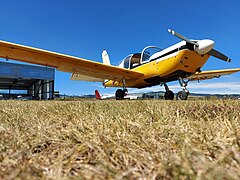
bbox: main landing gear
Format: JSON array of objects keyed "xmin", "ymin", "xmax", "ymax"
[
  {"xmin": 115, "ymin": 79, "xmax": 127, "ymax": 100},
  {"xmin": 163, "ymin": 78, "xmax": 190, "ymax": 100},
  {"xmin": 163, "ymin": 83, "xmax": 174, "ymax": 100},
  {"xmin": 115, "ymin": 79, "xmax": 190, "ymax": 101},
  {"xmin": 115, "ymin": 89, "xmax": 128, "ymax": 100}
]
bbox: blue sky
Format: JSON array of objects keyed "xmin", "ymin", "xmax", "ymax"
[{"xmin": 0, "ymin": 0, "xmax": 240, "ymax": 95}]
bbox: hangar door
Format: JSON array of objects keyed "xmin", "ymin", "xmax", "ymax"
[{"xmin": 0, "ymin": 61, "xmax": 55, "ymax": 100}]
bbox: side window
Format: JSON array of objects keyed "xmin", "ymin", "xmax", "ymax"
[
  {"xmin": 123, "ymin": 56, "xmax": 131, "ymax": 69},
  {"xmin": 130, "ymin": 53, "xmax": 141, "ymax": 69}
]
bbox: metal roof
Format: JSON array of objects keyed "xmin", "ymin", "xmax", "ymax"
[{"xmin": 0, "ymin": 61, "xmax": 55, "ymax": 90}]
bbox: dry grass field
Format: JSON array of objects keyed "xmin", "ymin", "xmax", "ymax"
[{"xmin": 0, "ymin": 99, "xmax": 239, "ymax": 179}]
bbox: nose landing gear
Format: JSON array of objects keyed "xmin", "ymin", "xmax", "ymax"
[{"xmin": 176, "ymin": 78, "xmax": 189, "ymax": 100}]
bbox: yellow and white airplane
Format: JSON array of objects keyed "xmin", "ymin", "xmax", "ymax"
[{"xmin": 0, "ymin": 29, "xmax": 239, "ymax": 100}]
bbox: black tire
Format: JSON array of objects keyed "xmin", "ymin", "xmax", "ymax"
[
  {"xmin": 115, "ymin": 89, "xmax": 124, "ymax": 100},
  {"xmin": 176, "ymin": 91, "xmax": 188, "ymax": 100},
  {"xmin": 164, "ymin": 90, "xmax": 174, "ymax": 100}
]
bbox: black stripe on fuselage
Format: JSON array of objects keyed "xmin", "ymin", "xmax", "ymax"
[{"xmin": 149, "ymin": 45, "xmax": 187, "ymax": 62}]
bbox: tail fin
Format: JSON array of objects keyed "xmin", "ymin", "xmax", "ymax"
[
  {"xmin": 102, "ymin": 49, "xmax": 111, "ymax": 65},
  {"xmin": 95, "ymin": 90, "xmax": 102, "ymax": 100}
]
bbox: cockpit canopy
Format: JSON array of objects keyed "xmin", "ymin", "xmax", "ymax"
[{"xmin": 118, "ymin": 46, "xmax": 162, "ymax": 69}]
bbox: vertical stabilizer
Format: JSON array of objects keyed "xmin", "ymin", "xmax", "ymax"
[
  {"xmin": 102, "ymin": 49, "xmax": 111, "ymax": 65},
  {"xmin": 95, "ymin": 90, "xmax": 102, "ymax": 100}
]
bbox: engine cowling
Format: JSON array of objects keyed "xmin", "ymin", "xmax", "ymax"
[{"xmin": 194, "ymin": 39, "xmax": 214, "ymax": 55}]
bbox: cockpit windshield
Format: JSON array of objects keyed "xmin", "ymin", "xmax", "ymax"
[{"xmin": 141, "ymin": 46, "xmax": 162, "ymax": 63}]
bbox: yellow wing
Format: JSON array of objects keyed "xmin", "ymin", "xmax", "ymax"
[
  {"xmin": 187, "ymin": 68, "xmax": 240, "ymax": 81},
  {"xmin": 0, "ymin": 40, "xmax": 143, "ymax": 81}
]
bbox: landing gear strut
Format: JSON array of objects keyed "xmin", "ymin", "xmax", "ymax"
[
  {"xmin": 163, "ymin": 83, "xmax": 174, "ymax": 100},
  {"xmin": 115, "ymin": 79, "xmax": 128, "ymax": 100},
  {"xmin": 176, "ymin": 78, "xmax": 189, "ymax": 100}
]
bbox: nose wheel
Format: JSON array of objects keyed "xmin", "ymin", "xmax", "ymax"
[
  {"xmin": 176, "ymin": 78, "xmax": 189, "ymax": 100},
  {"xmin": 176, "ymin": 91, "xmax": 188, "ymax": 100}
]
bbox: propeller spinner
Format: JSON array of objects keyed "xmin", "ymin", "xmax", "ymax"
[{"xmin": 168, "ymin": 29, "xmax": 231, "ymax": 62}]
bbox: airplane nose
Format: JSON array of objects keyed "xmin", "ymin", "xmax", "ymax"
[{"xmin": 195, "ymin": 39, "xmax": 214, "ymax": 55}]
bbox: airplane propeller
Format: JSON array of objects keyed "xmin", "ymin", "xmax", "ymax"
[
  {"xmin": 207, "ymin": 49, "xmax": 231, "ymax": 62},
  {"xmin": 168, "ymin": 29, "xmax": 231, "ymax": 62}
]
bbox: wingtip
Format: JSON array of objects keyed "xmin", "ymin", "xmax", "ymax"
[{"xmin": 168, "ymin": 29, "xmax": 174, "ymax": 34}]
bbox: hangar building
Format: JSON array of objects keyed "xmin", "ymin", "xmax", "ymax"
[{"xmin": 0, "ymin": 61, "xmax": 55, "ymax": 100}]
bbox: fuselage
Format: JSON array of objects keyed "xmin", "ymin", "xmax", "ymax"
[{"xmin": 104, "ymin": 41, "xmax": 210, "ymax": 88}]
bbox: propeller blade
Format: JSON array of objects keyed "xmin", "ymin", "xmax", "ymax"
[
  {"xmin": 208, "ymin": 49, "xmax": 231, "ymax": 62},
  {"xmin": 168, "ymin": 29, "xmax": 198, "ymax": 47}
]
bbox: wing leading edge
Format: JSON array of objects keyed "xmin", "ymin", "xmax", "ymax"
[
  {"xmin": 0, "ymin": 40, "xmax": 143, "ymax": 81},
  {"xmin": 187, "ymin": 68, "xmax": 240, "ymax": 81}
]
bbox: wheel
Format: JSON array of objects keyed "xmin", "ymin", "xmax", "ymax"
[
  {"xmin": 115, "ymin": 89, "xmax": 124, "ymax": 100},
  {"xmin": 164, "ymin": 90, "xmax": 174, "ymax": 100},
  {"xmin": 176, "ymin": 91, "xmax": 188, "ymax": 100}
]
